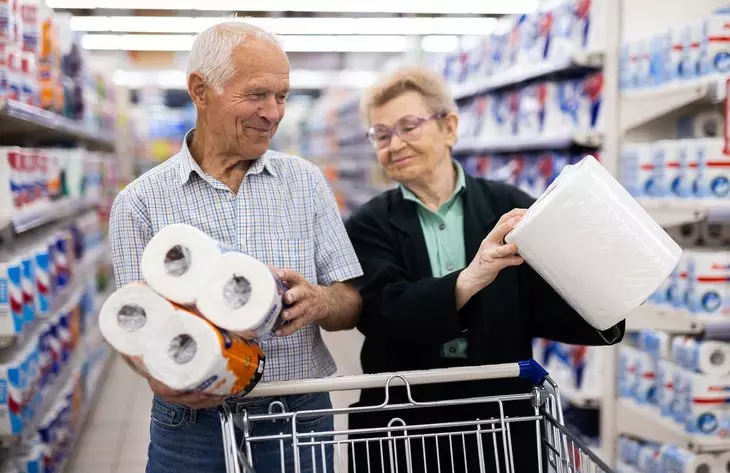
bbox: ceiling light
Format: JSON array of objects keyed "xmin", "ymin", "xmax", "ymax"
[
  {"xmin": 82, "ymin": 34, "xmax": 412, "ymax": 53},
  {"xmin": 69, "ymin": 16, "xmax": 498, "ymax": 36},
  {"xmin": 112, "ymin": 69, "xmax": 379, "ymax": 90},
  {"xmin": 47, "ymin": 0, "xmax": 538, "ymax": 14}
]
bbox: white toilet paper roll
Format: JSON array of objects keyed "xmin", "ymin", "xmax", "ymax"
[
  {"xmin": 685, "ymin": 339, "xmax": 730, "ymax": 376},
  {"xmin": 660, "ymin": 444, "xmax": 719, "ymax": 473},
  {"xmin": 143, "ymin": 308, "xmax": 266, "ymax": 395},
  {"xmin": 141, "ymin": 224, "xmax": 225, "ymax": 305},
  {"xmin": 692, "ymin": 111, "xmax": 724, "ymax": 138},
  {"xmin": 505, "ymin": 155, "xmax": 683, "ymax": 331},
  {"xmin": 194, "ymin": 252, "xmax": 287, "ymax": 339},
  {"xmin": 99, "ymin": 283, "xmax": 176, "ymax": 361}
]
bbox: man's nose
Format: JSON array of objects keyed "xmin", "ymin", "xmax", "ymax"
[{"xmin": 258, "ymin": 96, "xmax": 281, "ymax": 122}]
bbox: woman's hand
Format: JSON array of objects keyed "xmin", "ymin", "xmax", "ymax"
[{"xmin": 455, "ymin": 208, "xmax": 527, "ymax": 309}]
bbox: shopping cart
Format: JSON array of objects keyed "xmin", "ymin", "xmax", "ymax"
[{"xmin": 218, "ymin": 359, "xmax": 613, "ymax": 473}]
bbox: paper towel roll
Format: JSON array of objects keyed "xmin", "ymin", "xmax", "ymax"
[
  {"xmin": 99, "ymin": 283, "xmax": 176, "ymax": 361},
  {"xmin": 144, "ymin": 308, "xmax": 265, "ymax": 395},
  {"xmin": 141, "ymin": 224, "xmax": 223, "ymax": 305},
  {"xmin": 686, "ymin": 339, "xmax": 730, "ymax": 376},
  {"xmin": 505, "ymin": 155, "xmax": 683, "ymax": 330},
  {"xmin": 194, "ymin": 252, "xmax": 287, "ymax": 340},
  {"xmin": 684, "ymin": 248, "xmax": 730, "ymax": 315},
  {"xmin": 660, "ymin": 444, "xmax": 719, "ymax": 473}
]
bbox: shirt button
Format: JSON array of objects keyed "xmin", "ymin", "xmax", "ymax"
[
  {"xmin": 439, "ymin": 223, "xmax": 446, "ymax": 231},
  {"xmin": 446, "ymin": 263, "xmax": 454, "ymax": 271}
]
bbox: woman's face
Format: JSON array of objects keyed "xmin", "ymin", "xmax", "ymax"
[{"xmin": 369, "ymin": 91, "xmax": 458, "ymax": 184}]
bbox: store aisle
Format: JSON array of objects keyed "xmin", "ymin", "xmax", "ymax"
[
  {"xmin": 66, "ymin": 354, "xmax": 152, "ymax": 473},
  {"xmin": 66, "ymin": 329, "xmax": 364, "ymax": 472}
]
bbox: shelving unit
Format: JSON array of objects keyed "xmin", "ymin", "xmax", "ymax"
[
  {"xmin": 1, "ymin": 198, "xmax": 98, "ymax": 236},
  {"xmin": 453, "ymin": 132, "xmax": 604, "ymax": 154},
  {"xmin": 451, "ymin": 51, "xmax": 604, "ymax": 101},
  {"xmin": 616, "ymin": 399, "xmax": 730, "ymax": 453},
  {"xmin": 0, "ymin": 99, "xmax": 116, "ymax": 152},
  {"xmin": 621, "ymin": 75, "xmax": 729, "ymax": 132}
]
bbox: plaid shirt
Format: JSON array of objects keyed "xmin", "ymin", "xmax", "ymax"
[{"xmin": 109, "ymin": 131, "xmax": 363, "ymax": 382}]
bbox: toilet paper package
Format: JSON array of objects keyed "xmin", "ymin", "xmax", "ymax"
[
  {"xmin": 619, "ymin": 145, "xmax": 640, "ymax": 197},
  {"xmin": 686, "ymin": 20, "xmax": 706, "ymax": 78},
  {"xmin": 0, "ymin": 258, "xmax": 25, "ymax": 338},
  {"xmin": 634, "ymin": 349, "xmax": 657, "ymax": 405},
  {"xmin": 656, "ymin": 360, "xmax": 676, "ymax": 418},
  {"xmin": 143, "ymin": 308, "xmax": 265, "ymax": 396},
  {"xmin": 700, "ymin": 13, "xmax": 730, "ymax": 75},
  {"xmin": 505, "ymin": 155, "xmax": 682, "ymax": 331},
  {"xmin": 699, "ymin": 221, "xmax": 730, "ymax": 247},
  {"xmin": 694, "ymin": 138, "xmax": 730, "ymax": 199},
  {"xmin": 141, "ymin": 223, "xmax": 227, "ymax": 305},
  {"xmin": 99, "ymin": 283, "xmax": 182, "ymax": 372},
  {"xmin": 678, "ymin": 111, "xmax": 724, "ymax": 139},
  {"xmin": 618, "ymin": 436, "xmax": 641, "ymax": 465},
  {"xmin": 684, "ymin": 249, "xmax": 730, "ymax": 317},
  {"xmin": 661, "ymin": 141, "xmax": 682, "ymax": 199},
  {"xmin": 618, "ymin": 344, "xmax": 640, "ymax": 399},
  {"xmin": 660, "ymin": 445, "xmax": 719, "ymax": 473},
  {"xmin": 683, "ymin": 371, "xmax": 730, "ymax": 437},
  {"xmin": 194, "ymin": 251, "xmax": 288, "ymax": 340},
  {"xmin": 668, "ymin": 26, "xmax": 686, "ymax": 80},
  {"xmin": 32, "ymin": 244, "xmax": 51, "ymax": 317},
  {"xmin": 628, "ymin": 143, "xmax": 656, "ymax": 198},
  {"xmin": 639, "ymin": 329, "xmax": 671, "ymax": 361},
  {"xmin": 684, "ymin": 339, "xmax": 730, "ymax": 376},
  {"xmin": 636, "ymin": 444, "xmax": 661, "ymax": 473},
  {"xmin": 579, "ymin": 72, "xmax": 603, "ymax": 132},
  {"xmin": 677, "ymin": 140, "xmax": 698, "ymax": 198}
]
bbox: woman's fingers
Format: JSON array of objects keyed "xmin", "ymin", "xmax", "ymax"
[{"xmin": 486, "ymin": 217, "xmax": 522, "ymax": 244}]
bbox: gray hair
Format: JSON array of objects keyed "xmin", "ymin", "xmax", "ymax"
[{"xmin": 186, "ymin": 21, "xmax": 281, "ymax": 94}]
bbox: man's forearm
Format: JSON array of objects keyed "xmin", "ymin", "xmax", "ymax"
[{"xmin": 317, "ymin": 282, "xmax": 362, "ymax": 331}]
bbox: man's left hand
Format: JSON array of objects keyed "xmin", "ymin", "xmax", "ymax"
[{"xmin": 274, "ymin": 269, "xmax": 331, "ymax": 337}]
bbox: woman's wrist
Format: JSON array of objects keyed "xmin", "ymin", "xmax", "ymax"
[{"xmin": 455, "ymin": 270, "xmax": 484, "ymax": 310}]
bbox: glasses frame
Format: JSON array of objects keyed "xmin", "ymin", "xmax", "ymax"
[{"xmin": 366, "ymin": 112, "xmax": 447, "ymax": 150}]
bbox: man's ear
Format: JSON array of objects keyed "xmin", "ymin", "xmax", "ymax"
[
  {"xmin": 443, "ymin": 112, "xmax": 459, "ymax": 148},
  {"xmin": 188, "ymin": 73, "xmax": 209, "ymax": 109}
]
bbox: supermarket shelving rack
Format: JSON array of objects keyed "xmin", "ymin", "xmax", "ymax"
[{"xmin": 0, "ymin": 96, "xmax": 118, "ymax": 472}]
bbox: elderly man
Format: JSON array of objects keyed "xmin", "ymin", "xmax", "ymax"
[{"xmin": 109, "ymin": 22, "xmax": 363, "ymax": 473}]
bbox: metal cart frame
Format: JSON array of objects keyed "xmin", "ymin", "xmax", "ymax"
[{"xmin": 219, "ymin": 360, "xmax": 613, "ymax": 473}]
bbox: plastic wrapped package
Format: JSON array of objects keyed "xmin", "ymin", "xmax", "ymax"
[{"xmin": 505, "ymin": 155, "xmax": 682, "ymax": 330}]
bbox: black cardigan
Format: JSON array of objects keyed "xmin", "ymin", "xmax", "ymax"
[{"xmin": 342, "ymin": 174, "xmax": 625, "ymax": 472}]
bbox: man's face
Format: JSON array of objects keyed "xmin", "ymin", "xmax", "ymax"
[{"xmin": 200, "ymin": 40, "xmax": 290, "ymax": 159}]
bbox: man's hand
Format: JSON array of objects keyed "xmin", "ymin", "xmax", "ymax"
[
  {"xmin": 275, "ymin": 269, "xmax": 331, "ymax": 337},
  {"xmin": 148, "ymin": 378, "xmax": 228, "ymax": 410},
  {"xmin": 121, "ymin": 354, "xmax": 226, "ymax": 409}
]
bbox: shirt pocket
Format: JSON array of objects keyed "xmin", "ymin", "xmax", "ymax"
[{"xmin": 247, "ymin": 237, "xmax": 317, "ymax": 283}]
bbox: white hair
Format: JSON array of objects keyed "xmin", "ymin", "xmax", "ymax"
[{"xmin": 186, "ymin": 21, "xmax": 281, "ymax": 94}]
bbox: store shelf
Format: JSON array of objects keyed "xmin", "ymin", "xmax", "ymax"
[
  {"xmin": 453, "ymin": 131, "xmax": 603, "ymax": 154},
  {"xmin": 638, "ymin": 199, "xmax": 730, "ymax": 227},
  {"xmin": 0, "ymin": 98, "xmax": 115, "ymax": 152},
  {"xmin": 0, "ymin": 198, "xmax": 98, "ymax": 236},
  {"xmin": 621, "ymin": 74, "xmax": 729, "ymax": 131},
  {"xmin": 617, "ymin": 399, "xmax": 730, "ymax": 453},
  {"xmin": 627, "ymin": 304, "xmax": 704, "ymax": 334},
  {"xmin": 451, "ymin": 51, "xmax": 604, "ymax": 100}
]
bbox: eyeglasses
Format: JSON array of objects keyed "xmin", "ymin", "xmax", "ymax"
[{"xmin": 366, "ymin": 113, "xmax": 446, "ymax": 150}]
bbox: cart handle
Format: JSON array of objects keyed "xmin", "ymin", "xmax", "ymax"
[{"xmin": 248, "ymin": 359, "xmax": 548, "ymax": 398}]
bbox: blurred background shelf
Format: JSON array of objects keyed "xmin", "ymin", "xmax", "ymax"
[
  {"xmin": 453, "ymin": 132, "xmax": 604, "ymax": 154},
  {"xmin": 0, "ymin": 99, "xmax": 116, "ymax": 152}
]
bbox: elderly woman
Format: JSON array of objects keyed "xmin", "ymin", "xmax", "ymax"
[{"xmin": 344, "ymin": 67, "xmax": 625, "ymax": 473}]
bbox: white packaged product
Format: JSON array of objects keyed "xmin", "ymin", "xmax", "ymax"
[
  {"xmin": 684, "ymin": 339, "xmax": 730, "ymax": 377},
  {"xmin": 194, "ymin": 251, "xmax": 287, "ymax": 340},
  {"xmin": 683, "ymin": 370, "xmax": 730, "ymax": 437},
  {"xmin": 618, "ymin": 344, "xmax": 639, "ymax": 399},
  {"xmin": 141, "ymin": 223, "xmax": 225, "ymax": 305},
  {"xmin": 505, "ymin": 155, "xmax": 682, "ymax": 331},
  {"xmin": 660, "ymin": 445, "xmax": 719, "ymax": 473},
  {"xmin": 716, "ymin": 451, "xmax": 730, "ymax": 472},
  {"xmin": 143, "ymin": 307, "xmax": 265, "ymax": 395},
  {"xmin": 684, "ymin": 249, "xmax": 730, "ymax": 316},
  {"xmin": 98, "ymin": 283, "xmax": 179, "ymax": 372},
  {"xmin": 656, "ymin": 359, "xmax": 676, "ymax": 418}
]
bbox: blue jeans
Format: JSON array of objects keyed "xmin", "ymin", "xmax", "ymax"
[{"xmin": 146, "ymin": 392, "xmax": 334, "ymax": 473}]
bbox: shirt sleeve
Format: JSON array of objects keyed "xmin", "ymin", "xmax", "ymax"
[
  {"xmin": 312, "ymin": 173, "xmax": 363, "ymax": 286},
  {"xmin": 109, "ymin": 190, "xmax": 154, "ymax": 289}
]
